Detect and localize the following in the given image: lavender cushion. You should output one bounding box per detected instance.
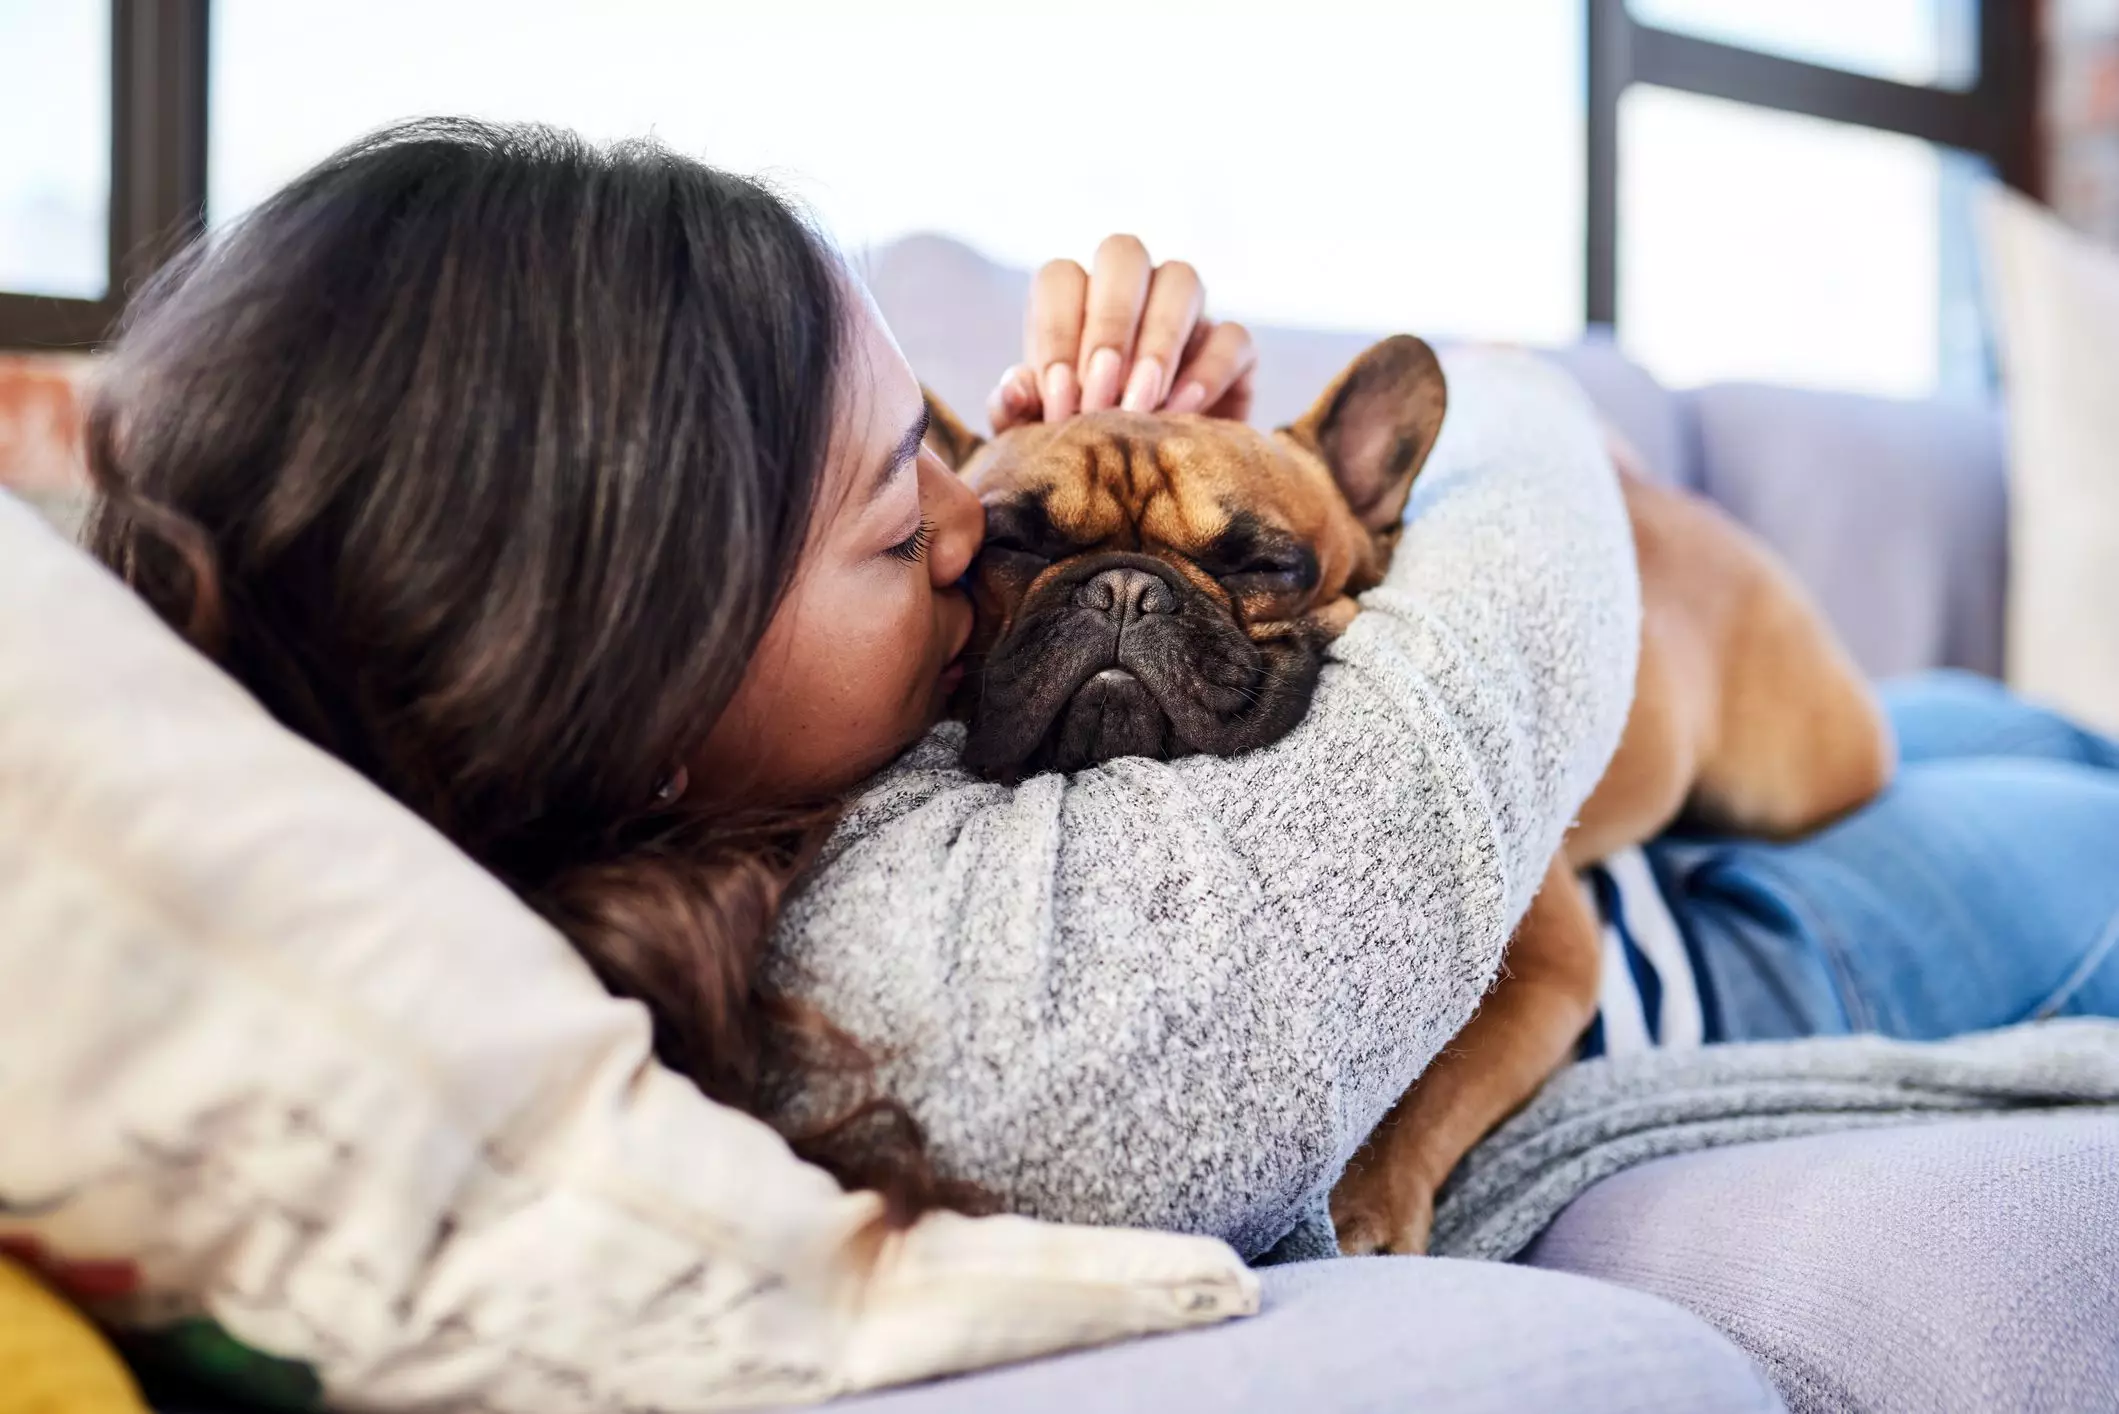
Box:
[1545,334,1698,489]
[1525,1114,2119,1413]
[1683,383,2008,679]
[833,1256,1780,1414]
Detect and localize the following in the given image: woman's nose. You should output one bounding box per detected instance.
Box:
[920,447,984,588]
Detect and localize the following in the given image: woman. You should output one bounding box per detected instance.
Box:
[87,119,2119,1266]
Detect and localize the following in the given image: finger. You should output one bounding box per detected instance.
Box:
[1042,362,1079,423]
[1077,234,1152,412]
[987,363,1041,433]
[1121,260,1203,412]
[1027,259,1088,421]
[1167,320,1257,420]
[1163,318,1222,413]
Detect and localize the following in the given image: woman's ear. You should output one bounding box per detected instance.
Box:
[1283,336,1447,532]
[922,386,986,471]
[651,764,690,809]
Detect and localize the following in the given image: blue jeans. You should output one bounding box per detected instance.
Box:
[1649,670,2119,1042]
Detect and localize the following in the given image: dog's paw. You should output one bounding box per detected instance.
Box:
[1329,1176,1436,1257]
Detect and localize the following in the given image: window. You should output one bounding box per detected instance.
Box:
[1618,87,1992,397]
[1590,0,2038,395]
[209,0,1587,347]
[0,0,109,301]
[0,0,205,350]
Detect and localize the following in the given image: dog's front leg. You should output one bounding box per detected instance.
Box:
[1330,855,1602,1255]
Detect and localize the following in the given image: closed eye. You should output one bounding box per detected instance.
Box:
[1219,547,1319,595]
[887,518,935,564]
[1233,556,1306,579]
[1203,510,1318,594]
[982,534,1051,563]
[980,494,1072,568]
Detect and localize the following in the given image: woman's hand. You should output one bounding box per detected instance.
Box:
[988,235,1257,432]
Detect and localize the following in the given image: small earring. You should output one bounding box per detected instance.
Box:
[652,765,689,807]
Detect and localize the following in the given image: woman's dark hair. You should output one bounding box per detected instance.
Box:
[86,118,975,1220]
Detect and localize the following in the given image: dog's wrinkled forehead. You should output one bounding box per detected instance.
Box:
[962,411,1340,557]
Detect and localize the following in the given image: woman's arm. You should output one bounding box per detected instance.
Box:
[769,349,1639,1258]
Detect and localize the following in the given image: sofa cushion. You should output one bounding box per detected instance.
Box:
[0,490,1255,1412]
[1683,382,2008,679]
[1544,334,1697,489]
[831,1256,1781,1414]
[1524,1114,2119,1414]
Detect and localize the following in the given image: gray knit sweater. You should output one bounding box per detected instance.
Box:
[767,350,1640,1259]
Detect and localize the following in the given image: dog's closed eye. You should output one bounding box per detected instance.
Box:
[981,495,1078,572]
[1220,550,1318,597]
[982,534,1052,567]
[1202,513,1320,598]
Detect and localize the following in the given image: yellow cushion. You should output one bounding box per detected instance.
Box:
[0,1257,146,1414]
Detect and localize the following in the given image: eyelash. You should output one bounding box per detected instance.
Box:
[887,518,935,565]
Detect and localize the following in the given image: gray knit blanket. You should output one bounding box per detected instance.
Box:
[1422,1018,2119,1262]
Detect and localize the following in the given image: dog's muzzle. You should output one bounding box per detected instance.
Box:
[960,552,1329,781]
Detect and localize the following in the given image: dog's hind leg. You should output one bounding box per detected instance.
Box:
[1686,551,1897,839]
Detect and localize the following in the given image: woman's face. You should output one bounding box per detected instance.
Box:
[692,290,983,804]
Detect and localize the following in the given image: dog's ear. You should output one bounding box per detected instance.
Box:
[922,386,986,471]
[1284,336,1447,532]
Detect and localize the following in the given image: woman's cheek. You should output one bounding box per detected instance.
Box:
[843,570,932,699]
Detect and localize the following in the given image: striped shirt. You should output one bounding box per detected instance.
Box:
[1576,847,1711,1059]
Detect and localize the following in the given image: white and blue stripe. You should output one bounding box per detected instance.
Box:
[1576,847,1707,1059]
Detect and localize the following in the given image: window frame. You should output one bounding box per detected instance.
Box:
[0,0,207,349]
[1586,0,2044,324]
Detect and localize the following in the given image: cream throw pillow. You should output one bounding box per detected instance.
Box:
[0,491,1255,1410]
[1980,186,2119,735]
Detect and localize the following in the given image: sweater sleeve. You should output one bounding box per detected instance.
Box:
[766,349,1640,1258]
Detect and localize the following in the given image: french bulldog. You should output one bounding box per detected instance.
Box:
[924,337,1894,1254]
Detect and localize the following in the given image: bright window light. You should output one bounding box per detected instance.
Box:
[1619,85,1960,398]
[208,0,1585,347]
[0,0,109,300]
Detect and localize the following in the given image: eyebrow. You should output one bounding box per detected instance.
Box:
[865,406,932,508]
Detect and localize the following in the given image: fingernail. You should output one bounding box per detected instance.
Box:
[1042,361,1078,421]
[997,376,1029,411]
[1121,356,1165,413]
[1165,380,1207,415]
[1082,346,1123,411]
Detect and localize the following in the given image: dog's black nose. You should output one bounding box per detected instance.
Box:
[1074,566,1178,624]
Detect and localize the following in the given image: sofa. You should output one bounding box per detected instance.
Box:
[70,234,2119,1412]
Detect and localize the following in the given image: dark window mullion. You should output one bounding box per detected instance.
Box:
[0,292,115,348]
[1978,0,2044,197]
[1629,25,1990,151]
[1586,0,1630,327]
[109,0,209,300]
